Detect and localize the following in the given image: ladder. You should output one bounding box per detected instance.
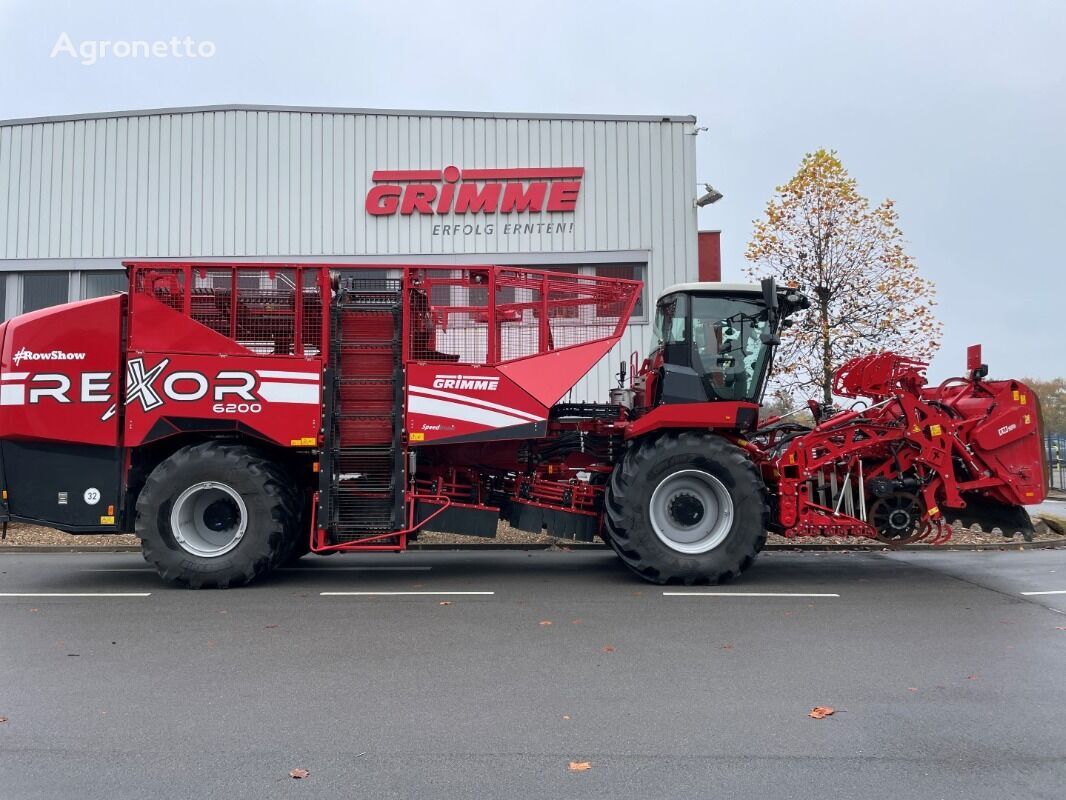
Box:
[322,277,405,544]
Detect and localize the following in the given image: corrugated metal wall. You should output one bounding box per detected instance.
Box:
[0,107,698,401]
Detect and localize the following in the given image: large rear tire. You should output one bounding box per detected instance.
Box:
[136,442,301,588]
[604,432,768,584]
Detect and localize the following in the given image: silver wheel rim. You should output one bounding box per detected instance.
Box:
[169,481,248,558]
[649,469,734,554]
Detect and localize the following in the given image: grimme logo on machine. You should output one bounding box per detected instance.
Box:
[432,374,500,391]
[366,166,583,225]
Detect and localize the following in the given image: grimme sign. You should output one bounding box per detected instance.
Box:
[365,166,583,236]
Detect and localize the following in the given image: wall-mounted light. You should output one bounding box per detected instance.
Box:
[695,184,723,207]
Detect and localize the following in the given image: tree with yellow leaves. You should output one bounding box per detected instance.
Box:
[746,149,942,407]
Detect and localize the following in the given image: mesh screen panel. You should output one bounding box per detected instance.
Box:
[135,268,186,313]
[126,264,637,367]
[130,265,325,357]
[405,266,639,366]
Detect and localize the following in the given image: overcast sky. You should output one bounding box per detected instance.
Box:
[1,0,1062,381]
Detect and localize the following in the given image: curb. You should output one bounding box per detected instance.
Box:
[2,540,1065,554]
[0,545,143,553]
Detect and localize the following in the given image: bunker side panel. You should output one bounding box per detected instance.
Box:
[405,363,549,446]
[2,440,124,531]
[0,295,124,447]
[124,295,323,449]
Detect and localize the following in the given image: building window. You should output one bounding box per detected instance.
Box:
[593,264,645,318]
[531,263,647,321]
[82,271,128,299]
[22,272,70,314]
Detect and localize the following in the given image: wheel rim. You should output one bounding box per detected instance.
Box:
[169,481,248,558]
[649,469,733,554]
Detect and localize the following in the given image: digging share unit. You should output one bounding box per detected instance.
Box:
[0,263,1048,586]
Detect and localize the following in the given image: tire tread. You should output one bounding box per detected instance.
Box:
[604,432,768,585]
[136,441,301,589]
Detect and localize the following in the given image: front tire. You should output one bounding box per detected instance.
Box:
[136,442,301,588]
[604,432,768,584]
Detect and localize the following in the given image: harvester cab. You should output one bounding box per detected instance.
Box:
[632,279,808,420]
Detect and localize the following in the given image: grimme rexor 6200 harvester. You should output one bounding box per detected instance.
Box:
[0,263,1048,587]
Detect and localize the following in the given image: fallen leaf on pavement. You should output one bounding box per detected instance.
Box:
[289,768,310,779]
[601,645,615,653]
[568,761,591,772]
[908,688,918,692]
[562,715,570,720]
[439,601,451,605]
[1055,627,1066,631]
[264,624,279,629]
[722,643,734,650]
[571,619,582,625]
[966,675,978,680]
[0,716,7,723]
[539,620,553,626]
[808,706,834,719]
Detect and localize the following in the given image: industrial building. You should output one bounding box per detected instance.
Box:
[0,105,720,399]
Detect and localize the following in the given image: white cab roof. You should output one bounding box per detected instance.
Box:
[660,282,763,296]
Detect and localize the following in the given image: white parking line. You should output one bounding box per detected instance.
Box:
[81,566,434,573]
[663,592,840,598]
[1020,590,1066,596]
[0,592,151,597]
[320,591,494,596]
[280,566,433,573]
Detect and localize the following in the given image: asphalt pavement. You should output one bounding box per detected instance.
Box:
[2,548,1065,800]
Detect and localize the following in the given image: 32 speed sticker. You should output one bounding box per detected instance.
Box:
[83,488,101,505]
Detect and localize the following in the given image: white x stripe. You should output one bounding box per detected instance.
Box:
[126,357,169,411]
[102,357,171,421]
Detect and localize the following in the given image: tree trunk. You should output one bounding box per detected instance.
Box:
[817,288,833,407]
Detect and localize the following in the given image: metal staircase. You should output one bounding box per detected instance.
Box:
[321,277,405,544]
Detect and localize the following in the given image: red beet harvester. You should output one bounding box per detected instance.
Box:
[0,263,1047,586]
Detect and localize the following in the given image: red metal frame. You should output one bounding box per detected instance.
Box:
[126,262,330,360]
[400,265,640,366]
[310,495,454,554]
